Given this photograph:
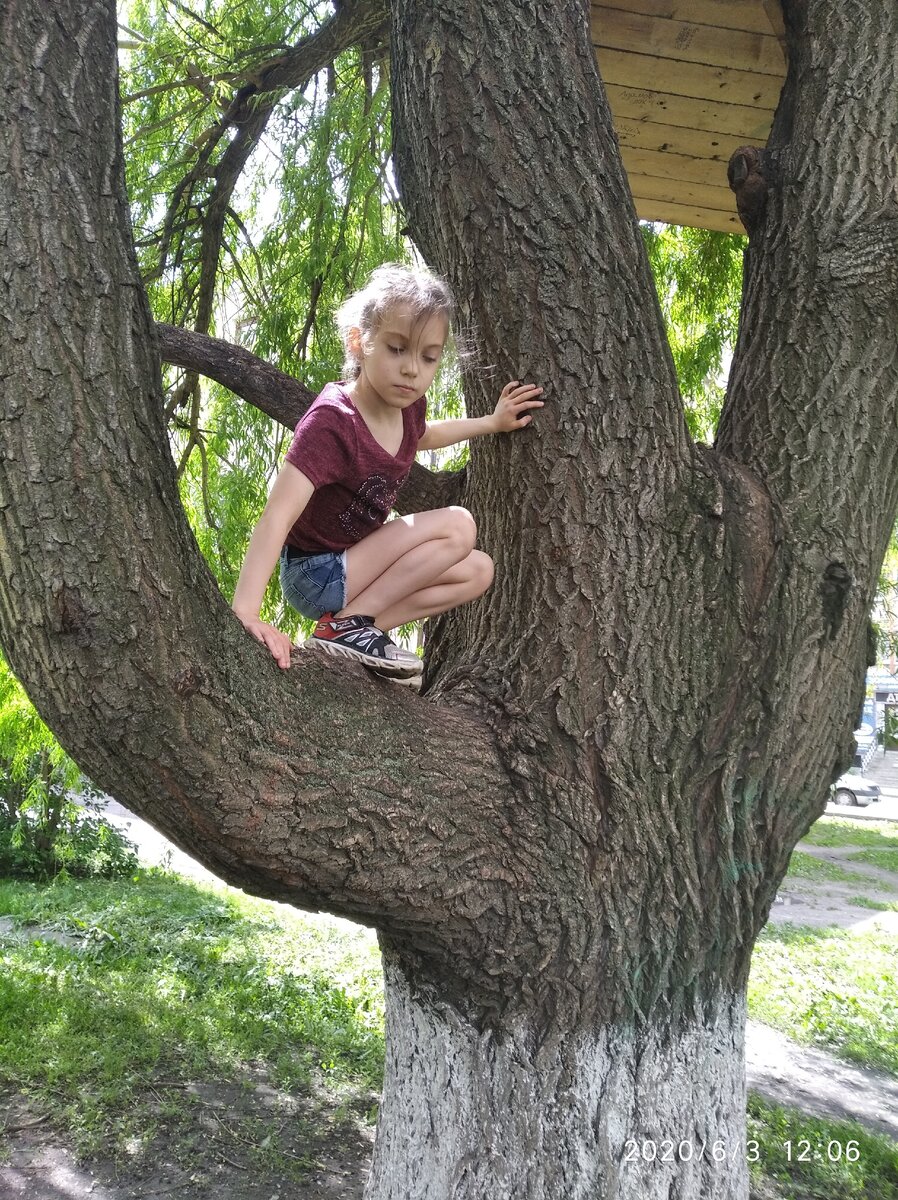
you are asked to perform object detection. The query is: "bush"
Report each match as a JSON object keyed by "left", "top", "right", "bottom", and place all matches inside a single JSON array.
[
  {"left": 0, "top": 800, "right": 139, "bottom": 880},
  {"left": 0, "top": 655, "right": 138, "bottom": 880}
]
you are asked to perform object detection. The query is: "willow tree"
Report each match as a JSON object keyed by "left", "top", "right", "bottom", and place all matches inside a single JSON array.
[{"left": 2, "top": 0, "right": 896, "bottom": 1197}]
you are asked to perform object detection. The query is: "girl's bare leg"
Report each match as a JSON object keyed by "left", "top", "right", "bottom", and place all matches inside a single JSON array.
[
  {"left": 337, "top": 507, "right": 478, "bottom": 620},
  {"left": 373, "top": 550, "right": 494, "bottom": 631}
]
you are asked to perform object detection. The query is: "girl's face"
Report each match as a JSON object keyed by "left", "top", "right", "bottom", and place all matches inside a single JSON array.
[{"left": 352, "top": 307, "right": 448, "bottom": 410}]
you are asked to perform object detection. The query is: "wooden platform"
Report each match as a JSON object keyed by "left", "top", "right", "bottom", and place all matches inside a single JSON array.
[{"left": 591, "top": 0, "right": 787, "bottom": 232}]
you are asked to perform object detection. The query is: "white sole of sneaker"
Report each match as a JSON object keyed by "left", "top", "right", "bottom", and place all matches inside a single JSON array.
[
  {"left": 305, "top": 636, "right": 422, "bottom": 678},
  {"left": 369, "top": 669, "right": 423, "bottom": 690}
]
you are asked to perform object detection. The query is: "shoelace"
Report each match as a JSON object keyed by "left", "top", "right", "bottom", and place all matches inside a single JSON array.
[{"left": 326, "top": 615, "right": 418, "bottom": 661}]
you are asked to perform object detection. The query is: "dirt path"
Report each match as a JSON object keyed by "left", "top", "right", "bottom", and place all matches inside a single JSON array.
[{"left": 767, "top": 839, "right": 898, "bottom": 932}]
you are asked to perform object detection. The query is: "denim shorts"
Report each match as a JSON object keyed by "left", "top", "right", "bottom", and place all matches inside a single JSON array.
[{"left": 280, "top": 546, "right": 348, "bottom": 620}]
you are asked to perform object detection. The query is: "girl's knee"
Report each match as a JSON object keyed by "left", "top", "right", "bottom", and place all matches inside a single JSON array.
[
  {"left": 443, "top": 505, "right": 477, "bottom": 554},
  {"left": 471, "top": 549, "right": 494, "bottom": 592}
]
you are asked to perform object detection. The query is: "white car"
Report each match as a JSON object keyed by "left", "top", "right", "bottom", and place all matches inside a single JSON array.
[{"left": 831, "top": 772, "right": 881, "bottom": 807}]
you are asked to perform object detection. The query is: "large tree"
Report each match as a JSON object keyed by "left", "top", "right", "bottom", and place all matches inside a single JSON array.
[{"left": 2, "top": 0, "right": 896, "bottom": 1196}]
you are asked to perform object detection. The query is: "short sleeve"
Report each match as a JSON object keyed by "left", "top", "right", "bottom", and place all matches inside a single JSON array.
[
  {"left": 285, "top": 404, "right": 347, "bottom": 489},
  {"left": 412, "top": 395, "right": 427, "bottom": 442}
]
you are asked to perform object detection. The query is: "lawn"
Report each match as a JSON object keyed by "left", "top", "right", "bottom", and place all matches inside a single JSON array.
[
  {"left": 0, "top": 872, "right": 383, "bottom": 1171},
  {"left": 2, "top": 814, "right": 898, "bottom": 1198}
]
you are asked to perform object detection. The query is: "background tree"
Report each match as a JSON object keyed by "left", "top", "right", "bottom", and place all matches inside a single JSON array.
[{"left": 3, "top": 2, "right": 897, "bottom": 1199}]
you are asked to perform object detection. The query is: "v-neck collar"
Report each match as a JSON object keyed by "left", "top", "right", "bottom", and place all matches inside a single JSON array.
[{"left": 343, "top": 383, "right": 410, "bottom": 459}]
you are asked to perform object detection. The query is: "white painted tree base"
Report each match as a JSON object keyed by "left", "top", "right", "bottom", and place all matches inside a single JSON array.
[{"left": 365, "top": 962, "right": 750, "bottom": 1200}]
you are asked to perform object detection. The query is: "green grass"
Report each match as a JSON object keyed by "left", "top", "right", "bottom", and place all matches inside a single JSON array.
[
  {"left": 850, "top": 895, "right": 898, "bottom": 912},
  {"left": 748, "top": 923, "right": 898, "bottom": 1075},
  {"left": 799, "top": 818, "right": 898, "bottom": 850},
  {"left": 0, "top": 871, "right": 383, "bottom": 1159},
  {"left": 748, "top": 1095, "right": 898, "bottom": 1199},
  {"left": 784, "top": 851, "right": 888, "bottom": 888},
  {"left": 3, "top": 859, "right": 898, "bottom": 1197},
  {"left": 846, "top": 848, "right": 898, "bottom": 875}
]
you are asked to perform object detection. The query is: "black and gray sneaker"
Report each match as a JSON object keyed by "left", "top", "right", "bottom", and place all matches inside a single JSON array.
[{"left": 306, "top": 612, "right": 422, "bottom": 677}]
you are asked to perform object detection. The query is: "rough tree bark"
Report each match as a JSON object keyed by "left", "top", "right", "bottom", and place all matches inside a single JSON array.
[{"left": 1, "top": 1, "right": 897, "bottom": 1198}]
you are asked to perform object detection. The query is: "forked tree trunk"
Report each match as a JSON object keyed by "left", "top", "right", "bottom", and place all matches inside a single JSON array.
[{"left": 1, "top": 2, "right": 897, "bottom": 1199}]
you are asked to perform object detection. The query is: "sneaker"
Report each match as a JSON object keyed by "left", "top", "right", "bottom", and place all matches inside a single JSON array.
[{"left": 306, "top": 613, "right": 423, "bottom": 677}]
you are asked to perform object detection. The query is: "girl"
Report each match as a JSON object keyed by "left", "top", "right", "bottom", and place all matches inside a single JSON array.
[{"left": 231, "top": 263, "right": 543, "bottom": 682}]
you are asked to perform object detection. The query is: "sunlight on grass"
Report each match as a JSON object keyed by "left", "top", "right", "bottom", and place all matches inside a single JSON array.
[
  {"left": 850, "top": 895, "right": 898, "bottom": 912},
  {"left": 800, "top": 818, "right": 898, "bottom": 850},
  {"left": 748, "top": 924, "right": 898, "bottom": 1075}
]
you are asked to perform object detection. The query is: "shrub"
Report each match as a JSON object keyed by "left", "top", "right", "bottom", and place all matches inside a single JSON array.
[{"left": 0, "top": 655, "right": 138, "bottom": 879}]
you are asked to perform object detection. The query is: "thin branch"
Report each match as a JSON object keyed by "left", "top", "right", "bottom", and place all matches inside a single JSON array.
[
  {"left": 117, "top": 21, "right": 150, "bottom": 44},
  {"left": 124, "top": 99, "right": 207, "bottom": 147},
  {"left": 196, "top": 436, "right": 220, "bottom": 532},
  {"left": 170, "top": 0, "right": 225, "bottom": 42},
  {"left": 122, "top": 68, "right": 240, "bottom": 105},
  {"left": 224, "top": 206, "right": 272, "bottom": 303}
]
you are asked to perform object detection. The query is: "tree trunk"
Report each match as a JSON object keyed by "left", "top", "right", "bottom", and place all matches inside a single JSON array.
[
  {"left": 368, "top": 953, "right": 749, "bottom": 1200},
  {"left": 2, "top": 1, "right": 897, "bottom": 1198}
]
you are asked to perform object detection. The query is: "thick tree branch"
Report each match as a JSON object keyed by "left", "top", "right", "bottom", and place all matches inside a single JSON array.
[
  {"left": 390, "top": 0, "right": 700, "bottom": 723},
  {"left": 155, "top": 322, "right": 464, "bottom": 513},
  {"left": 718, "top": 0, "right": 898, "bottom": 620},
  {"left": 391, "top": 0, "right": 690, "bottom": 479},
  {"left": 243, "top": 0, "right": 389, "bottom": 97}
]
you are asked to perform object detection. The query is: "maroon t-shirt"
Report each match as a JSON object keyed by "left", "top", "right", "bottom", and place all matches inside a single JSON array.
[{"left": 284, "top": 381, "right": 427, "bottom": 554}]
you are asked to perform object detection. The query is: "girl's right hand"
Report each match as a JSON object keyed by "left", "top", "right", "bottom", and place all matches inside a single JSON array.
[{"left": 234, "top": 611, "right": 295, "bottom": 670}]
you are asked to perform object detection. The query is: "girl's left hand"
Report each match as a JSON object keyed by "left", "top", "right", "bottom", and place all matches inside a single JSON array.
[{"left": 492, "top": 381, "right": 545, "bottom": 432}]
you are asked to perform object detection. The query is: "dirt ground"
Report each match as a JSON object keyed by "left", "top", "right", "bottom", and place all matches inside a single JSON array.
[
  {"left": 0, "top": 1070, "right": 374, "bottom": 1200},
  {"left": 767, "top": 840, "right": 898, "bottom": 933},
  {"left": 2, "top": 829, "right": 897, "bottom": 1199}
]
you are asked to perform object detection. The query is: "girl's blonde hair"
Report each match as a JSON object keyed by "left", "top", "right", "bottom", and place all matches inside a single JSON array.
[{"left": 335, "top": 263, "right": 455, "bottom": 380}]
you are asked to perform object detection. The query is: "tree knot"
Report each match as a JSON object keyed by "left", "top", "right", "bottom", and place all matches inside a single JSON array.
[
  {"left": 173, "top": 665, "right": 205, "bottom": 699},
  {"left": 820, "top": 561, "right": 852, "bottom": 641},
  {"left": 52, "top": 584, "right": 93, "bottom": 646},
  {"left": 727, "top": 146, "right": 770, "bottom": 237}
]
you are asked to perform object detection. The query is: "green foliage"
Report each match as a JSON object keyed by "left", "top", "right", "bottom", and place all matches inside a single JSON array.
[
  {"left": 0, "top": 655, "right": 137, "bottom": 880},
  {"left": 642, "top": 222, "right": 744, "bottom": 442},
  {"left": 120, "top": 4, "right": 416, "bottom": 610}
]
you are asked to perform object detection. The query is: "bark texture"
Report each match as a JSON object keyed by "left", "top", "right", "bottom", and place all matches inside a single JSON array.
[
  {"left": 370, "top": 955, "right": 749, "bottom": 1200},
  {"left": 2, "top": 0, "right": 898, "bottom": 1197}
]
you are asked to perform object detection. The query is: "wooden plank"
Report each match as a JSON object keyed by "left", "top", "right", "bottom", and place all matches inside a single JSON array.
[
  {"left": 606, "top": 84, "right": 774, "bottom": 138},
  {"left": 617, "top": 117, "right": 746, "bottom": 162},
  {"left": 592, "top": 6, "right": 785, "bottom": 75},
  {"left": 595, "top": 0, "right": 780, "bottom": 37},
  {"left": 621, "top": 146, "right": 734, "bottom": 188},
  {"left": 596, "top": 46, "right": 784, "bottom": 107},
  {"left": 633, "top": 195, "right": 745, "bottom": 232},
  {"left": 628, "top": 171, "right": 736, "bottom": 213}
]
